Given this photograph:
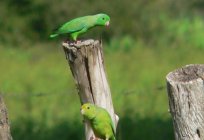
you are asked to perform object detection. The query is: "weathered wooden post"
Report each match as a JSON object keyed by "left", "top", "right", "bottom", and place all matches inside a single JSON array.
[
  {"left": 0, "top": 95, "right": 12, "bottom": 140},
  {"left": 62, "top": 39, "right": 118, "bottom": 140},
  {"left": 166, "top": 64, "right": 204, "bottom": 140}
]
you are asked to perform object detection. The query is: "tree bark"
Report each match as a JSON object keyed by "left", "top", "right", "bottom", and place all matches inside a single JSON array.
[
  {"left": 166, "top": 64, "right": 204, "bottom": 140},
  {"left": 62, "top": 39, "right": 118, "bottom": 140},
  {"left": 0, "top": 95, "right": 12, "bottom": 140}
]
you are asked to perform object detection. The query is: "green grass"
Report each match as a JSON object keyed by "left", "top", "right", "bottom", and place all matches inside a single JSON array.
[{"left": 1, "top": 38, "right": 204, "bottom": 139}]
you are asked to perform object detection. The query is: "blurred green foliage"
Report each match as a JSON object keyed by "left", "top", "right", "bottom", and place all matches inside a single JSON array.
[
  {"left": 1, "top": 0, "right": 204, "bottom": 45},
  {"left": 1, "top": 0, "right": 204, "bottom": 139},
  {"left": 1, "top": 42, "right": 204, "bottom": 139}
]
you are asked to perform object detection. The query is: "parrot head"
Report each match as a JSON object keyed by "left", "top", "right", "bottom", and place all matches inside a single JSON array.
[
  {"left": 81, "top": 103, "right": 97, "bottom": 120},
  {"left": 96, "top": 13, "right": 110, "bottom": 27}
]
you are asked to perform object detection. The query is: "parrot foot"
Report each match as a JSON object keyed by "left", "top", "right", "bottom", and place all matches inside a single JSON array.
[
  {"left": 74, "top": 40, "right": 82, "bottom": 45},
  {"left": 90, "top": 136, "right": 99, "bottom": 140},
  {"left": 66, "top": 40, "right": 81, "bottom": 48}
]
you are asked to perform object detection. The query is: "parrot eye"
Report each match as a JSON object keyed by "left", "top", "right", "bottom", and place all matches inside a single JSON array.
[
  {"left": 87, "top": 106, "right": 90, "bottom": 109},
  {"left": 102, "top": 17, "right": 105, "bottom": 20}
]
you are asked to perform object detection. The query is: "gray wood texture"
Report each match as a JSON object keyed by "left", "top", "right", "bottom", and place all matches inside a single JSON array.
[
  {"left": 0, "top": 95, "right": 12, "bottom": 140},
  {"left": 166, "top": 64, "right": 204, "bottom": 140},
  {"left": 62, "top": 40, "right": 118, "bottom": 140}
]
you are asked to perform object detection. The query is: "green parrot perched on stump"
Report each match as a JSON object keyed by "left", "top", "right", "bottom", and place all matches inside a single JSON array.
[
  {"left": 81, "top": 103, "right": 116, "bottom": 140},
  {"left": 50, "top": 13, "right": 110, "bottom": 41}
]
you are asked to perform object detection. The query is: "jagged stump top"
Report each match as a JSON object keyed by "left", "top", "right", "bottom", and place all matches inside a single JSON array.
[
  {"left": 62, "top": 39, "right": 100, "bottom": 49},
  {"left": 167, "top": 64, "right": 204, "bottom": 83}
]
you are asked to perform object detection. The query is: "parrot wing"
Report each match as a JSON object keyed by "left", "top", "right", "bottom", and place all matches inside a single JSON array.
[
  {"left": 54, "top": 17, "right": 87, "bottom": 34},
  {"left": 100, "top": 108, "right": 116, "bottom": 135}
]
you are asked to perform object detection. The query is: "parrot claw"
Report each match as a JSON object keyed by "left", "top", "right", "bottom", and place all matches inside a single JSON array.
[
  {"left": 75, "top": 40, "right": 81, "bottom": 44},
  {"left": 90, "top": 136, "right": 99, "bottom": 140},
  {"left": 90, "top": 136, "right": 94, "bottom": 140},
  {"left": 66, "top": 40, "right": 81, "bottom": 46}
]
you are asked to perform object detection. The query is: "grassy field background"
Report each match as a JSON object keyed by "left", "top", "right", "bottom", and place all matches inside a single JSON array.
[{"left": 1, "top": 27, "right": 204, "bottom": 139}]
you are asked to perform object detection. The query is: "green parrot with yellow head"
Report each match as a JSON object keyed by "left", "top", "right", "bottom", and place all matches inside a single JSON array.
[{"left": 81, "top": 103, "right": 116, "bottom": 140}]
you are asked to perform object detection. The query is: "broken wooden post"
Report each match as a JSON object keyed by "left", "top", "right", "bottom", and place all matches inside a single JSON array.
[
  {"left": 0, "top": 95, "right": 12, "bottom": 140},
  {"left": 166, "top": 64, "right": 204, "bottom": 140},
  {"left": 62, "top": 39, "right": 118, "bottom": 140}
]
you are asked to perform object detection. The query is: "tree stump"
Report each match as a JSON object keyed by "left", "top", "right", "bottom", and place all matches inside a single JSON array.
[
  {"left": 166, "top": 64, "right": 204, "bottom": 140},
  {"left": 62, "top": 39, "right": 118, "bottom": 140},
  {"left": 0, "top": 95, "right": 12, "bottom": 140}
]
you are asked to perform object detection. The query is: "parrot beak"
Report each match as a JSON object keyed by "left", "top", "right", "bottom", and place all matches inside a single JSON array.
[
  {"left": 80, "top": 108, "right": 84, "bottom": 114},
  {"left": 105, "top": 21, "right": 110, "bottom": 27}
]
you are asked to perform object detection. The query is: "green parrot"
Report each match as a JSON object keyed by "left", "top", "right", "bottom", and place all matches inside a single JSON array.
[
  {"left": 81, "top": 103, "right": 116, "bottom": 140},
  {"left": 50, "top": 13, "right": 110, "bottom": 41}
]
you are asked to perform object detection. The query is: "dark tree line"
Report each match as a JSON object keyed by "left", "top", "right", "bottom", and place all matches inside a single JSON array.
[{"left": 0, "top": 0, "right": 202, "bottom": 45}]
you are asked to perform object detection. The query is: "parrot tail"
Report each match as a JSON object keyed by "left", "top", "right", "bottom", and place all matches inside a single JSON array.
[{"left": 49, "top": 34, "right": 59, "bottom": 38}]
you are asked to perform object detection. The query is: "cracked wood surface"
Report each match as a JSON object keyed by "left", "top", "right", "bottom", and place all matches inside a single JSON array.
[
  {"left": 0, "top": 95, "right": 12, "bottom": 140},
  {"left": 62, "top": 39, "right": 118, "bottom": 140},
  {"left": 166, "top": 64, "right": 204, "bottom": 140}
]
